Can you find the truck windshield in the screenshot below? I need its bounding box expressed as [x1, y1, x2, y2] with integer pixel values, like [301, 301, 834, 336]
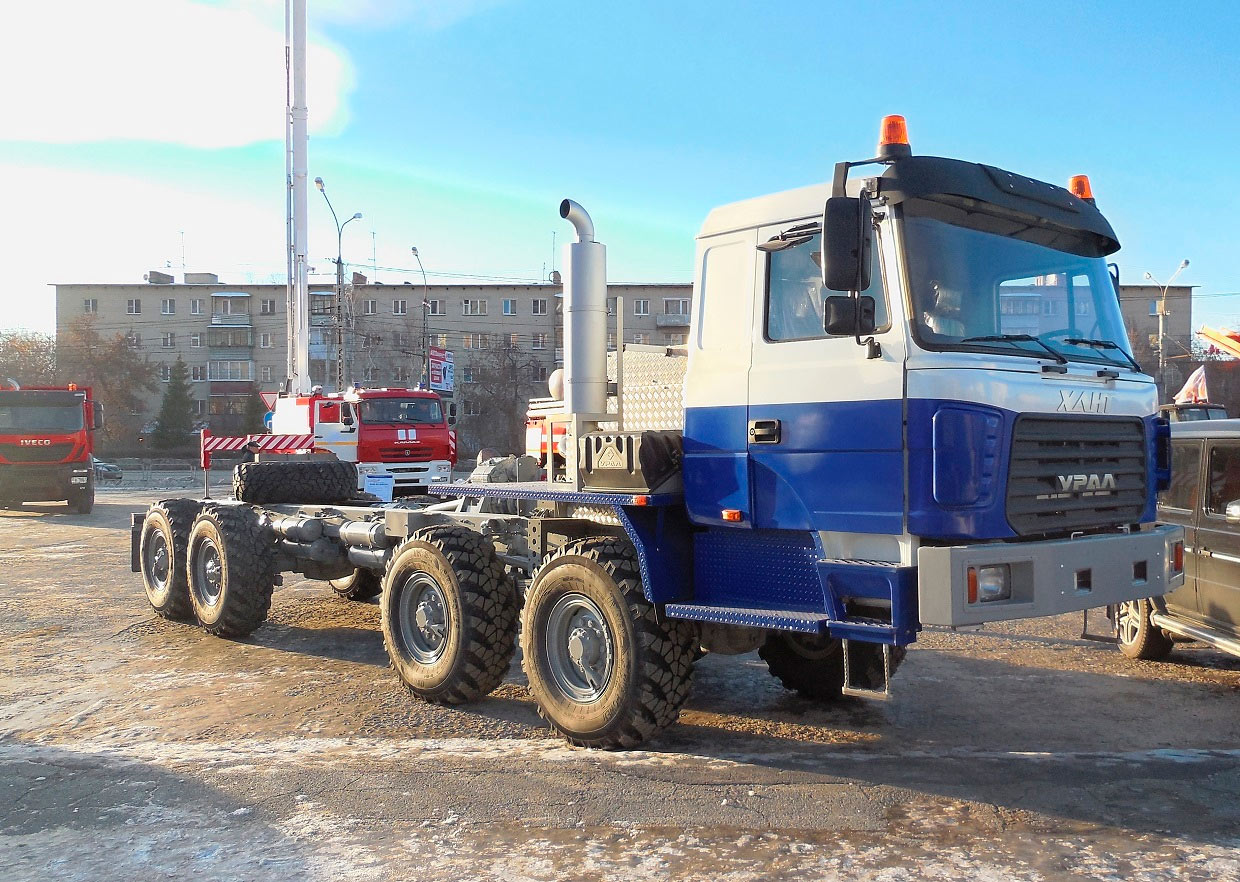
[359, 398, 443, 425]
[903, 215, 1134, 368]
[0, 405, 84, 432]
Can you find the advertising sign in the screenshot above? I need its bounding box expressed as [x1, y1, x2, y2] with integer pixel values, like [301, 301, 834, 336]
[429, 346, 454, 394]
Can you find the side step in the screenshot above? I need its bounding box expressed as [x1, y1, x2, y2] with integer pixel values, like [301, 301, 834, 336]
[841, 639, 894, 700]
[662, 604, 829, 633]
[1151, 612, 1240, 657]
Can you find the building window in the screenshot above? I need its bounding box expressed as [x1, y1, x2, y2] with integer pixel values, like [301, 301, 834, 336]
[462, 366, 475, 383]
[161, 298, 175, 315]
[532, 365, 548, 382]
[190, 298, 204, 315]
[505, 333, 519, 349]
[189, 333, 203, 348]
[394, 366, 411, 383]
[532, 333, 547, 350]
[632, 332, 647, 345]
[532, 298, 548, 316]
[160, 364, 172, 382]
[607, 297, 616, 316]
[364, 366, 379, 382]
[465, 400, 480, 416]
[607, 332, 616, 350]
[634, 299, 650, 316]
[194, 399, 206, 416]
[212, 297, 247, 317]
[126, 332, 142, 349]
[362, 334, 381, 349]
[83, 298, 98, 314]
[462, 333, 477, 349]
[208, 361, 253, 381]
[260, 333, 273, 348]
[666, 333, 686, 345]
[126, 299, 141, 315]
[393, 299, 407, 315]
[1149, 300, 1159, 317]
[503, 298, 516, 316]
[191, 365, 206, 382]
[463, 299, 487, 316]
[394, 332, 409, 348]
[162, 332, 176, 348]
[427, 299, 444, 316]
[665, 298, 689, 315]
[363, 299, 377, 316]
[261, 366, 274, 382]
[433, 333, 448, 348]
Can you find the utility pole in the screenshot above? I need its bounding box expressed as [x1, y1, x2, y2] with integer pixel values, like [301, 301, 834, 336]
[315, 176, 362, 392]
[1146, 259, 1190, 401]
[412, 246, 429, 387]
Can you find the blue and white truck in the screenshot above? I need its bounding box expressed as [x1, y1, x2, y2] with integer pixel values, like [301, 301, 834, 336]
[135, 116, 1185, 749]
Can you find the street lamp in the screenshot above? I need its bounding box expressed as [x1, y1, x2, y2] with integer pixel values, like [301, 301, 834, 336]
[315, 176, 362, 391]
[1145, 258, 1190, 400]
[411, 246, 430, 388]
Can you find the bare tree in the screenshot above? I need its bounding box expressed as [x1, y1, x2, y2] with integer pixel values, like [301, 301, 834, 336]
[56, 317, 159, 447]
[0, 331, 57, 385]
[459, 342, 544, 457]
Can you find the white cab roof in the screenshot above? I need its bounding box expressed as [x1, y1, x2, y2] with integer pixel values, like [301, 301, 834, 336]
[697, 178, 864, 239]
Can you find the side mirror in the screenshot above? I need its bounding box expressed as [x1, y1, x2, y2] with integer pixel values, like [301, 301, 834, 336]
[821, 197, 873, 292]
[341, 414, 355, 427]
[1226, 500, 1240, 524]
[824, 295, 876, 337]
[91, 402, 104, 431]
[447, 402, 458, 427]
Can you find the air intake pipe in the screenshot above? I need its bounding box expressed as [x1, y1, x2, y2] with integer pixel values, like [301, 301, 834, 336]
[559, 199, 607, 416]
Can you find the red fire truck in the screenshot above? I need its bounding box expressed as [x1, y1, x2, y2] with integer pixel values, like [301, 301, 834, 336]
[0, 381, 103, 513]
[270, 386, 456, 495]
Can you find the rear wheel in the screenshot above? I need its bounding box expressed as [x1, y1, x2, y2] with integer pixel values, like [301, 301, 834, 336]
[522, 538, 697, 749]
[187, 504, 276, 638]
[140, 499, 201, 620]
[1116, 598, 1175, 660]
[329, 568, 382, 601]
[380, 525, 518, 704]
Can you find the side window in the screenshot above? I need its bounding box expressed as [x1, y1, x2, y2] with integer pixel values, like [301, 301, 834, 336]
[1206, 443, 1240, 515]
[765, 232, 886, 342]
[1162, 441, 1201, 511]
[317, 402, 340, 423]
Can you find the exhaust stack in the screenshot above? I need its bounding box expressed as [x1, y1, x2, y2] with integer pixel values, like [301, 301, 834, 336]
[559, 199, 607, 416]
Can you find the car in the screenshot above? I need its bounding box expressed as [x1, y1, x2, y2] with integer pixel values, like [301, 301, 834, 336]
[1159, 402, 1229, 422]
[92, 458, 123, 484]
[1115, 419, 1240, 660]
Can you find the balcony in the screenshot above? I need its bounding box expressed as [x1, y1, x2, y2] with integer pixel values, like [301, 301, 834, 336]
[207, 345, 254, 360]
[656, 313, 690, 328]
[211, 313, 251, 326]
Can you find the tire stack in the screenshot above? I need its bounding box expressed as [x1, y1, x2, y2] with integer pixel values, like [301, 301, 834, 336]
[232, 460, 357, 505]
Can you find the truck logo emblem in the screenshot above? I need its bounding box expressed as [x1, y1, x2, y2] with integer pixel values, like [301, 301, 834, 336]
[1057, 390, 1111, 413]
[1038, 473, 1117, 499]
[19, 439, 52, 446]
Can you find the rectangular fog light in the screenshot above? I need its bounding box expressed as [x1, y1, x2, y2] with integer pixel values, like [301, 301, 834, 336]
[972, 564, 1011, 603]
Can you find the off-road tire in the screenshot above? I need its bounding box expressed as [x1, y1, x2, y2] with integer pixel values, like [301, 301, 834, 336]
[521, 538, 697, 749]
[186, 504, 277, 638]
[381, 525, 519, 704]
[232, 460, 357, 505]
[329, 567, 382, 601]
[760, 633, 908, 700]
[67, 473, 95, 514]
[1116, 598, 1175, 660]
[140, 499, 201, 620]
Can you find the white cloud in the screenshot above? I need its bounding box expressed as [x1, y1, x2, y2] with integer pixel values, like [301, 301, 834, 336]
[0, 0, 352, 148]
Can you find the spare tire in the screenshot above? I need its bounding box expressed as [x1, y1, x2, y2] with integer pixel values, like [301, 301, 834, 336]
[233, 460, 358, 505]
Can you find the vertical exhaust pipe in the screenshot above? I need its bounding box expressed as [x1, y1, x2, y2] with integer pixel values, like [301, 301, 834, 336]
[559, 199, 607, 415]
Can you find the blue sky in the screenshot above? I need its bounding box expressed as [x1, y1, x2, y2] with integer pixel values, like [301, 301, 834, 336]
[2, 0, 1238, 333]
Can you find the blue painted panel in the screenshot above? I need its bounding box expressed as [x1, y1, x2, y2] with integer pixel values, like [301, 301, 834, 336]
[683, 405, 751, 527]
[617, 504, 694, 605]
[693, 528, 825, 611]
[931, 406, 1002, 507]
[748, 400, 905, 534]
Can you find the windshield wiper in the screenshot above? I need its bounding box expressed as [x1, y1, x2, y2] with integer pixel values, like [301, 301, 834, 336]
[960, 334, 1068, 364]
[1063, 338, 1142, 372]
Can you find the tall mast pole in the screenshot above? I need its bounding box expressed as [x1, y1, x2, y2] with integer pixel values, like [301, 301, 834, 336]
[286, 0, 311, 394]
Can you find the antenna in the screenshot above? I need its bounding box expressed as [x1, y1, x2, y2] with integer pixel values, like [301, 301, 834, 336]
[371, 229, 377, 282]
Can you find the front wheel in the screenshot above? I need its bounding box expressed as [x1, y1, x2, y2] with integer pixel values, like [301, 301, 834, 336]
[1116, 598, 1174, 660]
[521, 538, 697, 749]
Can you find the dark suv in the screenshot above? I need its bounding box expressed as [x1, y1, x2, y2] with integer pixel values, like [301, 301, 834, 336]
[1116, 419, 1240, 660]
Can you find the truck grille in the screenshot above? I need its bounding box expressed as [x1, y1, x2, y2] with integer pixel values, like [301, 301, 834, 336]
[0, 442, 75, 464]
[1005, 416, 1146, 536]
[378, 446, 433, 462]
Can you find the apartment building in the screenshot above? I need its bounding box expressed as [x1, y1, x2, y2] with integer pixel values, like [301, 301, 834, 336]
[54, 273, 692, 439]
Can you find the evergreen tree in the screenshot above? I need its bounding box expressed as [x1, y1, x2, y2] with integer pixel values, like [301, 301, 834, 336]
[152, 356, 194, 450]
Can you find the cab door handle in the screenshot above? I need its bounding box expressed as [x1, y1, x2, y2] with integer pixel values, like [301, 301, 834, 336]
[748, 419, 781, 444]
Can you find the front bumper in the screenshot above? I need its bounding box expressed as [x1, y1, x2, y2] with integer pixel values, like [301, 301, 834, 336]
[917, 525, 1185, 627]
[357, 460, 453, 492]
[0, 464, 88, 502]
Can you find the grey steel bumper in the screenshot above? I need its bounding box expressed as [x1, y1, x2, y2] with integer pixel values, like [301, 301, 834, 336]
[917, 525, 1185, 627]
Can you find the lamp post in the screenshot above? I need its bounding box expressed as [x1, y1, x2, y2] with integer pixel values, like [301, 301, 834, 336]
[1145, 258, 1190, 401]
[411, 246, 430, 388]
[315, 176, 362, 391]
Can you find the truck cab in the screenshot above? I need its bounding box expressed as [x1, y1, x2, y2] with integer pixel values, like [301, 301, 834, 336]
[0, 383, 101, 513]
[272, 387, 456, 494]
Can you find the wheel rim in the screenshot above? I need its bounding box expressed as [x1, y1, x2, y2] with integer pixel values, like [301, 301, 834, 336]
[1116, 600, 1142, 646]
[145, 531, 171, 596]
[194, 537, 224, 608]
[545, 593, 614, 704]
[398, 572, 449, 664]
